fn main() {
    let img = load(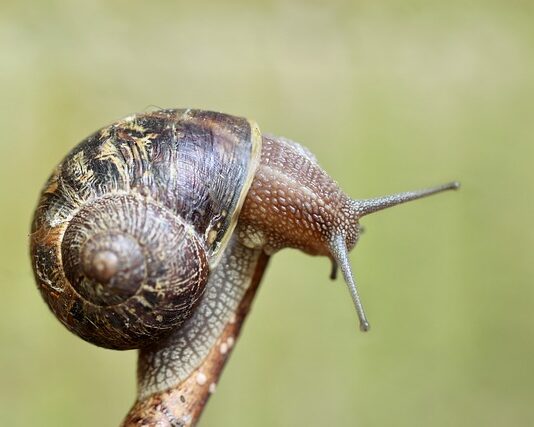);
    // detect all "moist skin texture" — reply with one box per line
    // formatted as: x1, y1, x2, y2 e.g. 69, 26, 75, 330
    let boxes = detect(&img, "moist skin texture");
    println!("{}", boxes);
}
136, 234, 263, 398
239, 134, 360, 256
